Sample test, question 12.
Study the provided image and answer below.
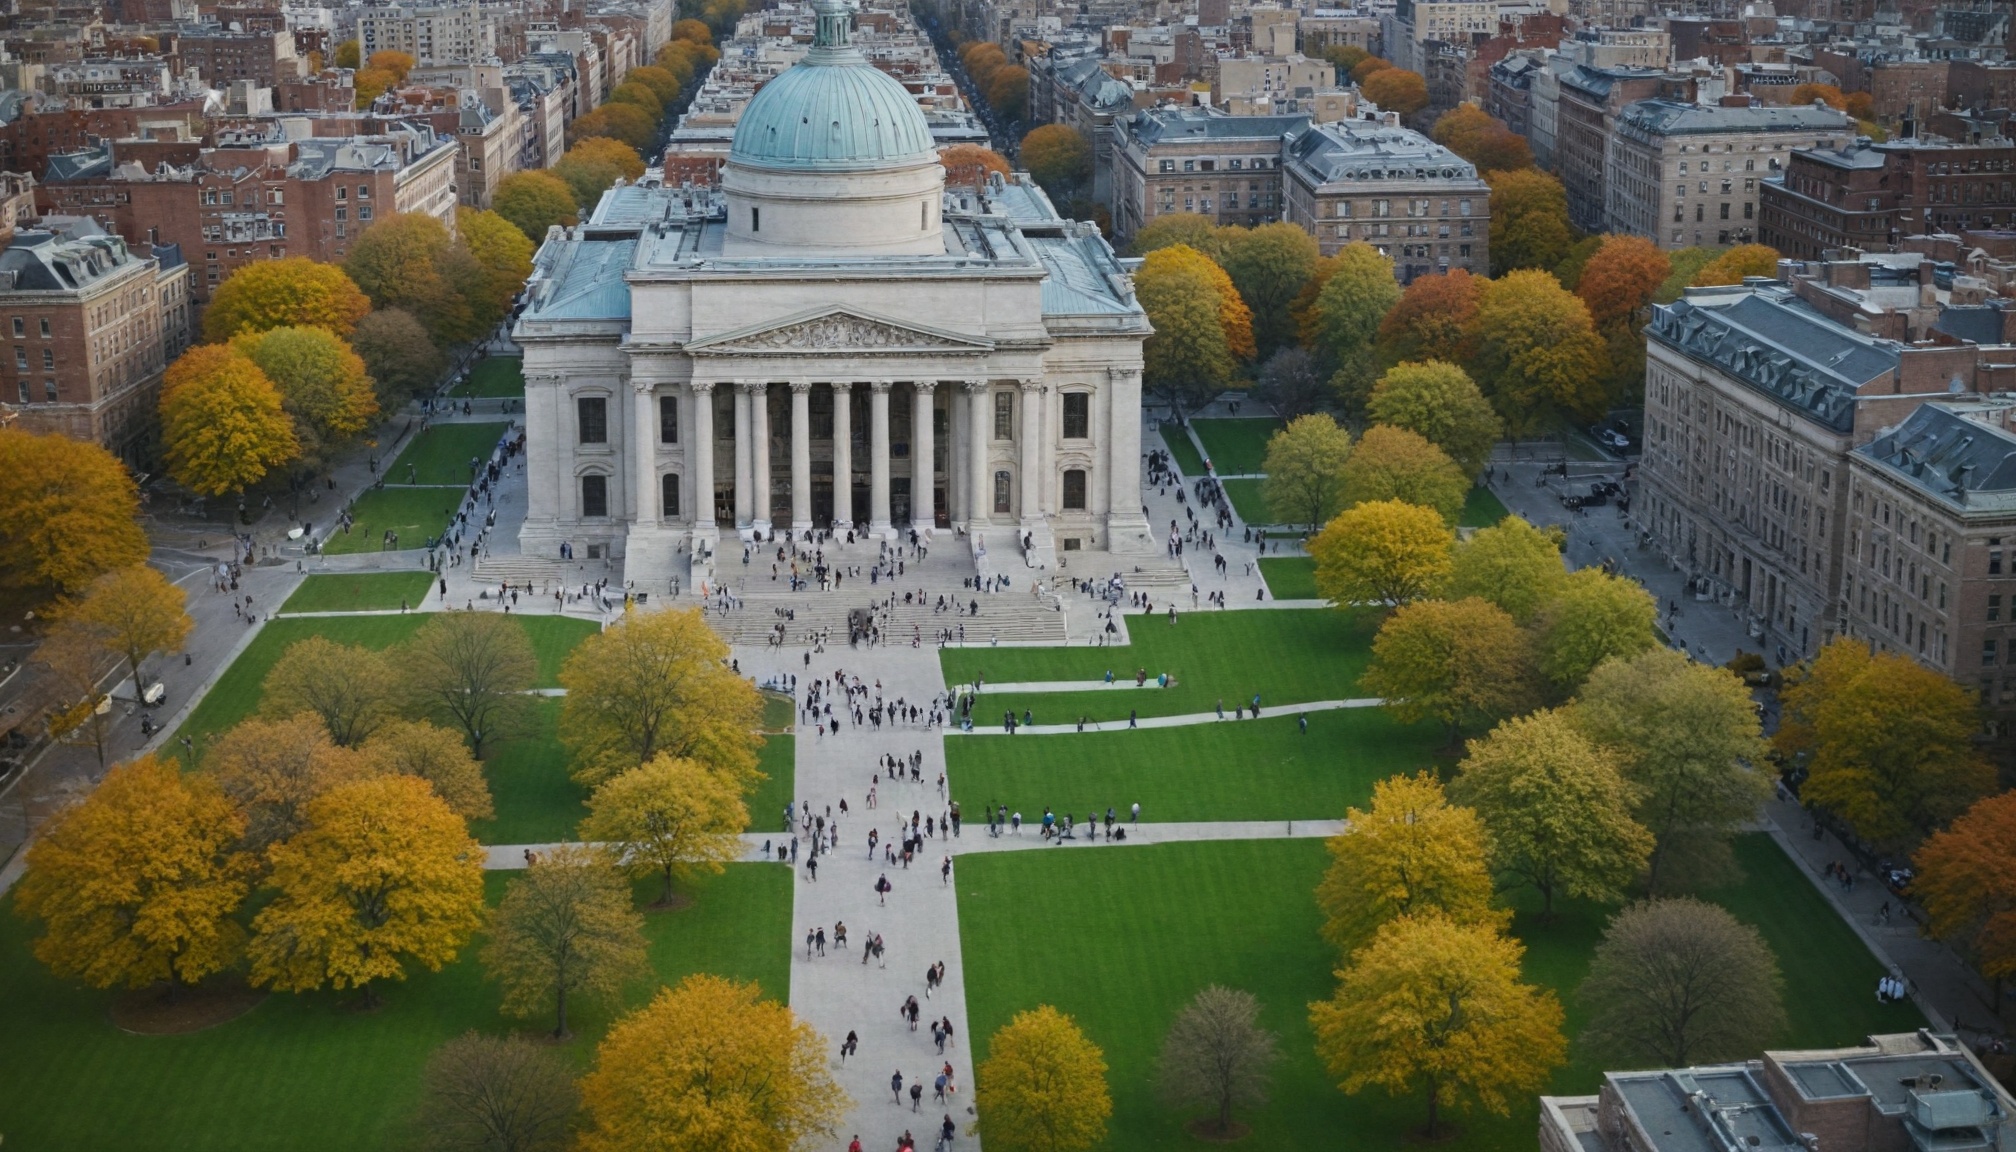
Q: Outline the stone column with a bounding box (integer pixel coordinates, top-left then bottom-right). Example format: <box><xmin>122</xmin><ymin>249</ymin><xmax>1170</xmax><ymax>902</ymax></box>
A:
<box><xmin>633</xmin><ymin>380</ymin><xmax>658</xmax><ymax>528</ymax></box>
<box><xmin>748</xmin><ymin>381</ymin><xmax>772</xmax><ymax>534</ymax></box>
<box><xmin>965</xmin><ymin>379</ymin><xmax>990</xmax><ymax>530</ymax></box>
<box><xmin>831</xmin><ymin>382</ymin><xmax>853</xmax><ymax>528</ymax></box>
<box><xmin>1018</xmin><ymin>379</ymin><xmax>1043</xmax><ymax>525</ymax></box>
<box><xmin>789</xmin><ymin>380</ymin><xmax>812</xmax><ymax>533</ymax></box>
<box><xmin>732</xmin><ymin>381</ymin><xmax>752</xmax><ymax>529</ymax></box>
<box><xmin>869</xmin><ymin>379</ymin><xmax>892</xmax><ymax>536</ymax></box>
<box><xmin>689</xmin><ymin>381</ymin><xmax>716</xmax><ymax>541</ymax></box>
<box><xmin>912</xmin><ymin>380</ymin><xmax>936</xmax><ymax>533</ymax></box>
<box><xmin>1105</xmin><ymin>367</ymin><xmax>1152</xmax><ymax>551</ymax></box>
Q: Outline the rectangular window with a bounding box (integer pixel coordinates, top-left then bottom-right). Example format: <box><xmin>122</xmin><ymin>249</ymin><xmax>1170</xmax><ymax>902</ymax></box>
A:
<box><xmin>9</xmin><ymin>318</ymin><xmax>20</xmax><ymax>337</ymax></box>
<box><xmin>659</xmin><ymin>395</ymin><xmax>678</xmax><ymax>443</ymax></box>
<box><xmin>38</xmin><ymin>318</ymin><xmax>48</xmax><ymax>338</ymax></box>
<box><xmin>994</xmin><ymin>390</ymin><xmax>1013</xmax><ymax>440</ymax></box>
<box><xmin>1991</xmin><ymin>595</ymin><xmax>2002</xmax><ymax>622</ymax></box>
<box><xmin>14</xmin><ymin>380</ymin><xmax>24</xmax><ymax>403</ymax></box>
<box><xmin>993</xmin><ymin>469</ymin><xmax>1012</xmax><ymax>514</ymax></box>
<box><xmin>577</xmin><ymin>396</ymin><xmax>607</xmax><ymax>444</ymax></box>
<box><xmin>12</xmin><ymin>347</ymin><xmax>23</xmax><ymax>370</ymax></box>
<box><xmin>1062</xmin><ymin>392</ymin><xmax>1089</xmax><ymax>439</ymax></box>
<box><xmin>662</xmin><ymin>472</ymin><xmax>680</xmax><ymax>517</ymax></box>
<box><xmin>1985</xmin><ymin>637</ymin><xmax>1999</xmax><ymax>667</ymax></box>
<box><xmin>581</xmin><ymin>473</ymin><xmax>608</xmax><ymax>518</ymax></box>
<box><xmin>40</xmin><ymin>348</ymin><xmax>51</xmax><ymax>370</ymax></box>
<box><xmin>1063</xmin><ymin>468</ymin><xmax>1087</xmax><ymax>510</ymax></box>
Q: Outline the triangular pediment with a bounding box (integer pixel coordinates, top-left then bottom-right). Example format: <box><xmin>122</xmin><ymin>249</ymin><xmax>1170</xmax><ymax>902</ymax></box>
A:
<box><xmin>684</xmin><ymin>306</ymin><xmax>995</xmax><ymax>356</ymax></box>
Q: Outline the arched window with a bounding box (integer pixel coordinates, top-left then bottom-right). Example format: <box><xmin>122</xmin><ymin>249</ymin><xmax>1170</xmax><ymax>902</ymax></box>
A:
<box><xmin>1062</xmin><ymin>469</ymin><xmax>1087</xmax><ymax>511</ymax></box>
<box><xmin>993</xmin><ymin>469</ymin><xmax>1012</xmax><ymax>514</ymax></box>
<box><xmin>581</xmin><ymin>473</ymin><xmax>609</xmax><ymax>518</ymax></box>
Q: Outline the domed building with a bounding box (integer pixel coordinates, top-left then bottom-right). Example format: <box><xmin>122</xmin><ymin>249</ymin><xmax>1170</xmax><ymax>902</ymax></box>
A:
<box><xmin>511</xmin><ymin>0</ymin><xmax>1154</xmax><ymax>587</ymax></box>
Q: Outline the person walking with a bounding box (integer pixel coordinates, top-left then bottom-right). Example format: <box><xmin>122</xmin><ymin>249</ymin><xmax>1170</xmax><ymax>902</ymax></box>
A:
<box><xmin>806</xmin><ymin>855</ymin><xmax>819</xmax><ymax>882</ymax></box>
<box><xmin>910</xmin><ymin>1082</ymin><xmax>924</xmax><ymax>1112</ymax></box>
<box><xmin>891</xmin><ymin>1070</ymin><xmax>905</xmax><ymax>1104</ymax></box>
<box><xmin>806</xmin><ymin>928</ymin><xmax>817</xmax><ymax>959</ymax></box>
<box><xmin>1131</xmin><ymin>801</ymin><xmax>1141</xmax><ymax>823</ymax></box>
<box><xmin>816</xmin><ymin>927</ymin><xmax>827</xmax><ymax>956</ymax></box>
<box><xmin>842</xmin><ymin>1031</ymin><xmax>859</xmax><ymax>1063</ymax></box>
<box><xmin>876</xmin><ymin>873</ymin><xmax>892</xmax><ymax>906</ymax></box>
<box><xmin>940</xmin><ymin>855</ymin><xmax>952</xmax><ymax>886</ymax></box>
<box><xmin>940</xmin><ymin>1016</ymin><xmax>955</xmax><ymax>1049</ymax></box>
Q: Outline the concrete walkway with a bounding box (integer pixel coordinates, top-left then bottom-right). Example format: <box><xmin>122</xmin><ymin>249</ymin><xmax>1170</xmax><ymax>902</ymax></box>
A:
<box><xmin>945</xmin><ymin>698</ymin><xmax>1381</xmax><ymax>736</ymax></box>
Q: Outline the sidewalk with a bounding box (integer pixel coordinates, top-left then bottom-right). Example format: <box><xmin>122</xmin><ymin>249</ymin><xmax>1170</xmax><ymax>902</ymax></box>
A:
<box><xmin>946</xmin><ymin>698</ymin><xmax>1380</xmax><ymax>736</ymax></box>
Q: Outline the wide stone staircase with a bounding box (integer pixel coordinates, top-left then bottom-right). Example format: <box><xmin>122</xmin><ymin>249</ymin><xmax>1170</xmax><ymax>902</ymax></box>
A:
<box><xmin>707</xmin><ymin>588</ymin><xmax>1069</xmax><ymax>647</ymax></box>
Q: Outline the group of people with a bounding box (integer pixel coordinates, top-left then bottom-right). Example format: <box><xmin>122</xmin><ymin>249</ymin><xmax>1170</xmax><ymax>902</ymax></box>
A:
<box><xmin>985</xmin><ymin>802</ymin><xmax>1138</xmax><ymax>841</ymax></box>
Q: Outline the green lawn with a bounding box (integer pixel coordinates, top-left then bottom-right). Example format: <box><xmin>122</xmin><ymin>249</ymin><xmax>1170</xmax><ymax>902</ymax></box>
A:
<box><xmin>1224</xmin><ymin>477</ymin><xmax>1274</xmax><ymax>525</ymax></box>
<box><xmin>0</xmin><ymin>863</ymin><xmax>791</xmax><ymax>1152</ymax></box>
<box><xmin>468</xmin><ymin>699</ymin><xmax>580</xmax><ymax>845</ymax></box>
<box><xmin>388</xmin><ymin>421</ymin><xmax>510</xmax><ymax>486</ymax></box>
<box><xmin>319</xmin><ymin>487</ymin><xmax>461</xmax><ymax>555</ymax></box>
<box><xmin>1159</xmin><ymin>423</ymin><xmax>1206</xmax><ymax>476</ymax></box>
<box><xmin>943</xmin><ymin>608</ymin><xmax>1375</xmax><ymax>721</ymax></box>
<box><xmin>748</xmin><ymin>735</ymin><xmax>795</xmax><ymax>836</ymax></box>
<box><xmin>1191</xmin><ymin>417</ymin><xmax>1282</xmax><ymax>476</ymax></box>
<box><xmin>1259</xmin><ymin>556</ymin><xmax>1320</xmax><ymax>600</ymax></box>
<box><xmin>171</xmin><ymin>613</ymin><xmax>600</xmax><ymax>753</ymax></box>
<box><xmin>949</xmin><ymin>709</ymin><xmax>1438</xmax><ymax>823</ymax></box>
<box><xmin>280</xmin><ymin>572</ymin><xmax>435</xmax><ymax>614</ymax></box>
<box><xmin>450</xmin><ymin>357</ymin><xmax>525</xmax><ymax>398</ymax></box>
<box><xmin>1461</xmin><ymin>485</ymin><xmax>1511</xmax><ymax>528</ymax></box>
<box><xmin>958</xmin><ymin>835</ymin><xmax>1920</xmax><ymax>1152</ymax></box>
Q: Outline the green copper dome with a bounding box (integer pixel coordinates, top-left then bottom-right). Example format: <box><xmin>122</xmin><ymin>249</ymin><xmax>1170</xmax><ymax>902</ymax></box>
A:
<box><xmin>727</xmin><ymin>0</ymin><xmax>937</xmax><ymax>171</ymax></box>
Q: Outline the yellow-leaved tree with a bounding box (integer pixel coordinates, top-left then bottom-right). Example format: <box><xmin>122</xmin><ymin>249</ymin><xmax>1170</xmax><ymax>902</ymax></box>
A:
<box><xmin>1358</xmin><ymin>596</ymin><xmax>1536</xmax><ymax>744</ymax></box>
<box><xmin>1451</xmin><ymin>709</ymin><xmax>1653</xmax><ymax>918</ymax></box>
<box><xmin>248</xmin><ymin>774</ymin><xmax>485</xmax><ymax>1007</ymax></box>
<box><xmin>232</xmin><ymin>325</ymin><xmax>379</xmax><ymax>464</ymax></box>
<box><xmin>579</xmin><ymin>754</ymin><xmax>748</xmax><ymax>905</ymax></box>
<box><xmin>0</xmin><ymin>427</ymin><xmax>146</xmax><ymax>596</ymax></box>
<box><xmin>1308</xmin><ymin>498</ymin><xmax>1454</xmax><ymax>608</ymax></box>
<box><xmin>1310</xmin><ymin>914</ymin><xmax>1566</xmax><ymax>1137</ymax></box>
<box><xmin>1777</xmin><ymin>638</ymin><xmax>1993</xmax><ymax>850</ymax></box>
<box><xmin>14</xmin><ymin>755</ymin><xmax>251</xmax><ymax>990</ymax></box>
<box><xmin>360</xmin><ymin>719</ymin><xmax>494</xmax><ymax>821</ymax></box>
<box><xmin>1339</xmin><ymin>424</ymin><xmax>1468</xmax><ymax>524</ymax></box>
<box><xmin>201</xmin><ymin>257</ymin><xmax>372</xmax><ymax>342</ymax></box>
<box><xmin>159</xmin><ymin>344</ymin><xmax>300</xmax><ymax>497</ymax></box>
<box><xmin>57</xmin><ymin>564</ymin><xmax>191</xmax><ymax>696</ymax></box>
<box><xmin>559</xmin><ymin>606</ymin><xmax>764</xmax><ymax>787</ymax></box>
<box><xmin>976</xmin><ymin>1004</ymin><xmax>1113</xmax><ymax>1152</ymax></box>
<box><xmin>1446</xmin><ymin>515</ymin><xmax>1564</xmax><ymax>624</ymax></box>
<box><xmin>1316</xmin><ymin>772</ymin><xmax>1505</xmax><ymax>955</ymax></box>
<box><xmin>577</xmin><ymin>973</ymin><xmax>847</xmax><ymax>1152</ymax></box>
<box><xmin>493</xmin><ymin>170</ymin><xmax>579</xmax><ymax>243</ymax></box>
<box><xmin>1532</xmin><ymin>566</ymin><xmax>1659</xmax><ymax>693</ymax></box>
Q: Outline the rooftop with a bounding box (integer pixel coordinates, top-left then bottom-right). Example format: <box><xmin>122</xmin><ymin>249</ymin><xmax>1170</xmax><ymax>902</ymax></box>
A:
<box><xmin>1648</xmin><ymin>282</ymin><xmax>1904</xmax><ymax>432</ymax></box>
<box><xmin>1858</xmin><ymin>402</ymin><xmax>2016</xmax><ymax>514</ymax></box>
<box><xmin>1123</xmin><ymin>105</ymin><xmax>1308</xmax><ymax>147</ymax></box>
<box><xmin>0</xmin><ymin>217</ymin><xmax>145</xmax><ymax>293</ymax></box>
<box><xmin>1285</xmin><ymin>116</ymin><xmax>1483</xmax><ymax>185</ymax></box>
<box><xmin>1617</xmin><ymin>98</ymin><xmax>1853</xmax><ymax>136</ymax></box>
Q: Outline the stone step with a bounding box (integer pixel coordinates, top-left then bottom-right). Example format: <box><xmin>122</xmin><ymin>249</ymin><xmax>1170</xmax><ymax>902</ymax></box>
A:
<box><xmin>473</xmin><ymin>555</ymin><xmax>616</xmax><ymax>587</ymax></box>
<box><xmin>708</xmin><ymin>593</ymin><xmax>1066</xmax><ymax>646</ymax></box>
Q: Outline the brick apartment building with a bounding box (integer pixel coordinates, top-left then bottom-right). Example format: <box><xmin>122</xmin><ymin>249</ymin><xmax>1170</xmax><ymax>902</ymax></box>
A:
<box><xmin>1759</xmin><ymin>135</ymin><xmax>2016</xmax><ymax>259</ymax></box>
<box><xmin>0</xmin><ymin>217</ymin><xmax>192</xmax><ymax>467</ymax></box>
<box><xmin>1605</xmin><ymin>99</ymin><xmax>1852</xmax><ymax>250</ymax></box>
<box><xmin>38</xmin><ymin>124</ymin><xmax>458</xmax><ymax>302</ymax></box>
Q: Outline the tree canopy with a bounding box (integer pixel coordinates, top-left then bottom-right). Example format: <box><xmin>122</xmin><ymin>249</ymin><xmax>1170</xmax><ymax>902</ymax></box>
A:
<box><xmin>558</xmin><ymin>607</ymin><xmax>763</xmax><ymax>787</ymax></box>
<box><xmin>260</xmin><ymin>635</ymin><xmax>398</xmax><ymax>746</ymax></box>
<box><xmin>1577</xmin><ymin>235</ymin><xmax>1672</xmax><ymax>329</ymax></box>
<box><xmin>977</xmin><ymin>1004</ymin><xmax>1112</xmax><ymax>1152</ymax></box>
<box><xmin>1572</xmin><ymin>648</ymin><xmax>1771</xmax><ymax>890</ymax></box>
<box><xmin>1487</xmin><ymin>169</ymin><xmax>1574</xmax><ymax>276</ymax></box>
<box><xmin>1377</xmin><ymin>269</ymin><xmax>1482</xmax><ymax>366</ymax></box>
<box><xmin>1220</xmin><ymin>222</ymin><xmax>1320</xmax><ymax>358</ymax></box>
<box><xmin>1020</xmin><ymin>124</ymin><xmax>1092</xmax><ymax>200</ymax></box>
<box><xmin>0</xmin><ymin>427</ymin><xmax>146</xmax><ymax>596</ymax></box>
<box><xmin>1776</xmin><ymin>639</ymin><xmax>1993</xmax><ymax>849</ymax></box>
<box><xmin>206</xmin><ymin>713</ymin><xmax>373</xmax><ymax>853</ymax></box>
<box><xmin>57</xmin><ymin>563</ymin><xmax>191</xmax><ymax>696</ymax></box>
<box><xmin>1577</xmin><ymin>897</ymin><xmax>1786</xmax><ymax>1067</ymax></box>
<box><xmin>1309</xmin><ymin>914</ymin><xmax>1565</xmax><ymax>1138</ymax></box>
<box><xmin>202</xmin><ymin>258</ymin><xmax>372</xmax><ymax>342</ymax></box>
<box><xmin>579</xmin><ymin>755</ymin><xmax>748</xmax><ymax>904</ymax></box>
<box><xmin>1447</xmin><ymin>515</ymin><xmax>1564</xmax><ymax>623</ymax></box>
<box><xmin>14</xmin><ymin>755</ymin><xmax>250</xmax><ymax>989</ymax></box>
<box><xmin>483</xmin><ymin>845</ymin><xmax>648</xmax><ymax>1038</ymax></box>
<box><xmin>1316</xmin><ymin>772</ymin><xmax>1505</xmax><ymax>955</ymax></box>
<box><xmin>1365</xmin><ymin>360</ymin><xmax>1499</xmax><ymax>478</ymax></box>
<box><xmin>577</xmin><ymin>974</ymin><xmax>846</xmax><ymax>1152</ymax></box>
<box><xmin>555</xmin><ymin>138</ymin><xmax>647</xmax><ymax>210</ymax></box>
<box><xmin>1532</xmin><ymin>567</ymin><xmax>1659</xmax><ymax>692</ymax></box>
<box><xmin>1431</xmin><ymin>104</ymin><xmax>1532</xmax><ymax>173</ymax></box>
<box><xmin>415</xmin><ymin>1032</ymin><xmax>578</xmax><ymax>1152</ymax></box>
<box><xmin>350</xmin><ymin>307</ymin><xmax>446</xmax><ymax>403</ymax></box>
<box><xmin>1471</xmin><ymin>269</ymin><xmax>1609</xmax><ymax>435</ymax></box>
<box><xmin>1359</xmin><ymin>597</ymin><xmax>1536</xmax><ymax>742</ymax></box>
<box><xmin>400</xmin><ymin>612</ymin><xmax>537</xmax><ymax>758</ymax></box>
<box><xmin>939</xmin><ymin>143</ymin><xmax>1011</xmax><ymax>187</ymax></box>
<box><xmin>1361</xmin><ymin>67</ymin><xmax>1427</xmax><ymax>116</ymax></box>
<box><xmin>159</xmin><ymin>344</ymin><xmax>300</xmax><ymax>497</ymax></box>
<box><xmin>1311</xmin><ymin>242</ymin><xmax>1401</xmax><ymax>370</ymax></box>
<box><xmin>1261</xmin><ymin>413</ymin><xmax>1353</xmax><ymax>530</ymax></box>
<box><xmin>1136</xmin><ymin>244</ymin><xmax>1239</xmax><ymax>418</ymax></box>
<box><xmin>233</xmin><ymin>325</ymin><xmax>378</xmax><ymax>463</ymax></box>
<box><xmin>1309</xmin><ymin>498</ymin><xmax>1454</xmax><ymax>608</ymax></box>
<box><xmin>248</xmin><ymin>774</ymin><xmax>485</xmax><ymax>1004</ymax></box>
<box><xmin>1691</xmin><ymin>244</ymin><xmax>1781</xmax><ymax>287</ymax></box>
<box><xmin>1453</xmin><ymin>709</ymin><xmax>1653</xmax><ymax>916</ymax></box>
<box><xmin>1913</xmin><ymin>790</ymin><xmax>2016</xmax><ymax>984</ymax></box>
<box><xmin>494</xmin><ymin>170</ymin><xmax>579</xmax><ymax>243</ymax></box>
<box><xmin>1340</xmin><ymin>424</ymin><xmax>1468</xmax><ymax>524</ymax></box>
<box><xmin>1156</xmin><ymin>985</ymin><xmax>1278</xmax><ymax>1138</ymax></box>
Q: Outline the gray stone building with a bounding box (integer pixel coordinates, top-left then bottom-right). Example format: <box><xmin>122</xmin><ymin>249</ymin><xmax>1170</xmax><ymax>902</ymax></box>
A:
<box><xmin>1606</xmin><ymin>99</ymin><xmax>1853</xmax><ymax>250</ymax></box>
<box><xmin>1109</xmin><ymin>106</ymin><xmax>1306</xmax><ymax>244</ymax></box>
<box><xmin>1280</xmin><ymin>112</ymin><xmax>1490</xmax><ymax>280</ymax></box>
